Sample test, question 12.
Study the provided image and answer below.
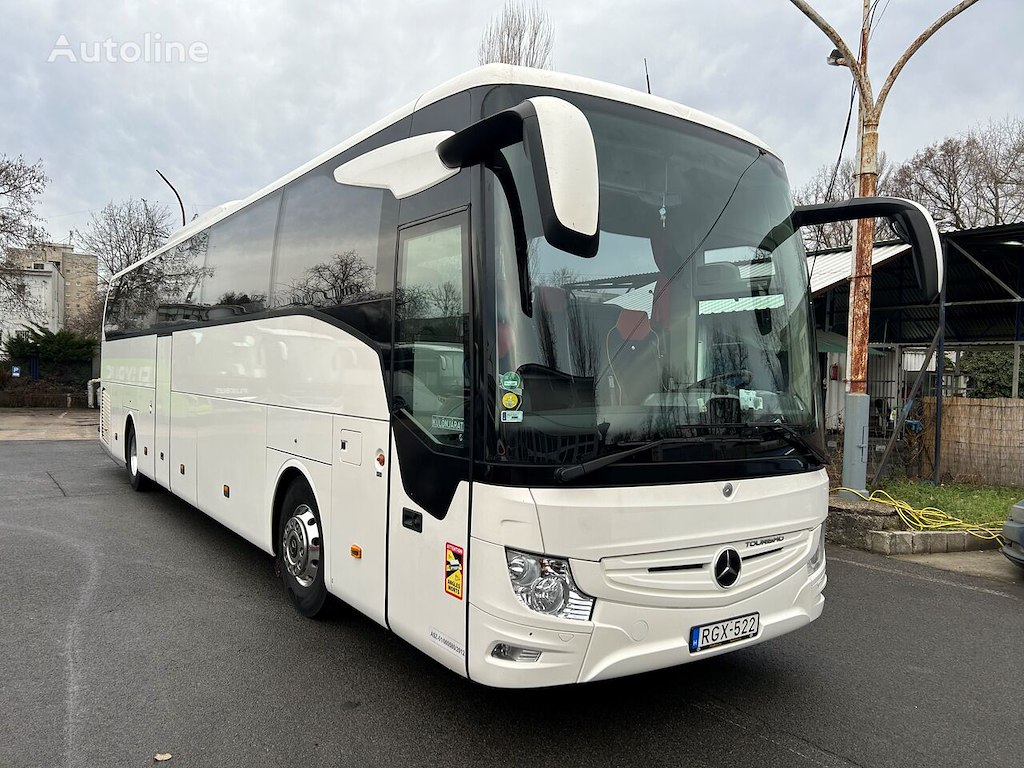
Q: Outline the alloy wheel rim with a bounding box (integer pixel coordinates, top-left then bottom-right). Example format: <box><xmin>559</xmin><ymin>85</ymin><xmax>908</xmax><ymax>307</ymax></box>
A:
<box><xmin>129</xmin><ymin>432</ymin><xmax>138</xmax><ymax>476</ymax></box>
<box><xmin>282</xmin><ymin>504</ymin><xmax>320</xmax><ymax>588</ymax></box>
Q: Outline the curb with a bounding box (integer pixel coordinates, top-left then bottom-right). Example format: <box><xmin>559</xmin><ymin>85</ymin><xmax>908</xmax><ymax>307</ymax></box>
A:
<box><xmin>826</xmin><ymin>499</ymin><xmax>1001</xmax><ymax>554</ymax></box>
<box><xmin>864</xmin><ymin>529</ymin><xmax>1000</xmax><ymax>555</ymax></box>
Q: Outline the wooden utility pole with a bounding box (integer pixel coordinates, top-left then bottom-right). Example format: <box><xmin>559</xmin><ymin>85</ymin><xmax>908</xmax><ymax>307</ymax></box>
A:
<box><xmin>786</xmin><ymin>0</ymin><xmax>981</xmax><ymax>491</ymax></box>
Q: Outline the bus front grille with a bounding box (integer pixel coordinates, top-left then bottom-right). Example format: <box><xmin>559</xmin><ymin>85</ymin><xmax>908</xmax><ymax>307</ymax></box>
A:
<box><xmin>573</xmin><ymin>529</ymin><xmax>815</xmax><ymax>609</ymax></box>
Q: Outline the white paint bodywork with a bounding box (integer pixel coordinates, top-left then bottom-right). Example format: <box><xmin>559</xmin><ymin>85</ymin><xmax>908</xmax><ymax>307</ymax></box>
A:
<box><xmin>101</xmin><ymin>316</ymin><xmax>389</xmax><ymax>560</ymax></box>
<box><xmin>102</xmin><ymin>317</ymin><xmax>827</xmax><ymax>688</ymax></box>
<box><xmin>100</xmin><ymin>66</ymin><xmax>827</xmax><ymax>688</ymax></box>
<box><xmin>467</xmin><ymin>473</ymin><xmax>828</xmax><ymax>687</ymax></box>
<box><xmin>333</xmin><ymin>130</ymin><xmax>458</xmax><ymax>199</ymax></box>
<box><xmin>528</xmin><ymin>96</ymin><xmax>600</xmax><ymax>237</ymax></box>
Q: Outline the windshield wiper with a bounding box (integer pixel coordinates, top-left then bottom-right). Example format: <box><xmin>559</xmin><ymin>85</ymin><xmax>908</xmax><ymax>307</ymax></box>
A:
<box><xmin>554</xmin><ymin>435</ymin><xmax>752</xmax><ymax>483</ymax></box>
<box><xmin>753</xmin><ymin>423</ymin><xmax>829</xmax><ymax>465</ymax></box>
<box><xmin>554</xmin><ymin>423</ymin><xmax>826</xmax><ymax>483</ymax></box>
<box><xmin>555</xmin><ymin>438</ymin><xmax>674</xmax><ymax>483</ymax></box>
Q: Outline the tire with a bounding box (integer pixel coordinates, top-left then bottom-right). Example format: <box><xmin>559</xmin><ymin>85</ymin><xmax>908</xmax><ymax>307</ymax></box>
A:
<box><xmin>126</xmin><ymin>423</ymin><xmax>151</xmax><ymax>492</ymax></box>
<box><xmin>277</xmin><ymin>477</ymin><xmax>328</xmax><ymax>618</ymax></box>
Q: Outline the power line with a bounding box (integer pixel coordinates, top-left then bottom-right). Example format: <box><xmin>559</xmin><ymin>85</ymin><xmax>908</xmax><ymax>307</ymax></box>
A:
<box><xmin>870</xmin><ymin>0</ymin><xmax>892</xmax><ymax>39</ymax></box>
<box><xmin>825</xmin><ymin>81</ymin><xmax>857</xmax><ymax>202</ymax></box>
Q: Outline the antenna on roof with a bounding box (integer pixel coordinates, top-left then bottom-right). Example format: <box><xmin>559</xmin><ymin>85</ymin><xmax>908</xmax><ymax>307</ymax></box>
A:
<box><xmin>643</xmin><ymin>58</ymin><xmax>651</xmax><ymax>94</ymax></box>
<box><xmin>156</xmin><ymin>169</ymin><xmax>186</xmax><ymax>227</ymax></box>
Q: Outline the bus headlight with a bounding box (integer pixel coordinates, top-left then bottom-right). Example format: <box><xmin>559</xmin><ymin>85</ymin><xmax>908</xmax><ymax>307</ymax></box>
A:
<box><xmin>505</xmin><ymin>549</ymin><xmax>594</xmax><ymax>621</ymax></box>
<box><xmin>808</xmin><ymin>524</ymin><xmax>826</xmax><ymax>573</ymax></box>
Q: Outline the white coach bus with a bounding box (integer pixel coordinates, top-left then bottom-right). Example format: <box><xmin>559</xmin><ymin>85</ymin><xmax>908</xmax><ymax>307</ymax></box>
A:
<box><xmin>100</xmin><ymin>65</ymin><xmax>940</xmax><ymax>687</ymax></box>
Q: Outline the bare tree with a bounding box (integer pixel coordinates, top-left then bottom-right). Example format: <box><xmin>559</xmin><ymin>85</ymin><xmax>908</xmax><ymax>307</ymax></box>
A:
<box><xmin>282</xmin><ymin>250</ymin><xmax>376</xmax><ymax>306</ymax></box>
<box><xmin>0</xmin><ymin>155</ymin><xmax>48</xmax><ymax>315</ymax></box>
<box><xmin>70</xmin><ymin>199</ymin><xmax>173</xmax><ymax>334</ymax></box>
<box><xmin>102</xmin><ymin>224</ymin><xmax>210</xmax><ymax>333</ymax></box>
<box><xmin>890</xmin><ymin>137</ymin><xmax>978</xmax><ymax>230</ymax></box>
<box><xmin>426</xmin><ymin>280</ymin><xmax>463</xmax><ymax>318</ymax></box>
<box><xmin>799</xmin><ymin>116</ymin><xmax>1024</xmax><ymax>244</ymax></box>
<box><xmin>74</xmin><ymin>198</ymin><xmax>172</xmax><ymax>287</ymax></box>
<box><xmin>888</xmin><ymin>117</ymin><xmax>1024</xmax><ymax>230</ymax></box>
<box><xmin>478</xmin><ymin>0</ymin><xmax>554</xmax><ymax>69</ymax></box>
<box><xmin>968</xmin><ymin>117</ymin><xmax>1024</xmax><ymax>225</ymax></box>
<box><xmin>794</xmin><ymin>154</ymin><xmax>893</xmax><ymax>250</ymax></box>
<box><xmin>546</xmin><ymin>266</ymin><xmax>581</xmax><ymax>288</ymax></box>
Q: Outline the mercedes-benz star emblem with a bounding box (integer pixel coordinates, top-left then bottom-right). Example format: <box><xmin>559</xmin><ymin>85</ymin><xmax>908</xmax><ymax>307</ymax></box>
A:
<box><xmin>713</xmin><ymin>548</ymin><xmax>742</xmax><ymax>588</ymax></box>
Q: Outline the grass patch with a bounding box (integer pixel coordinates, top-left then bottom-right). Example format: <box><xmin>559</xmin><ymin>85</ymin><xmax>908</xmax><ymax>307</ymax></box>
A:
<box><xmin>875</xmin><ymin>479</ymin><xmax>1022</xmax><ymax>525</ymax></box>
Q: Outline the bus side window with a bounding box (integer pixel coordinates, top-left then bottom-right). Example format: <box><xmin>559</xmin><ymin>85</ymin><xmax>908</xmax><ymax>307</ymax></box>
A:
<box><xmin>104</xmin><ymin>231</ymin><xmax>210</xmax><ymax>337</ymax></box>
<box><xmin>271</xmin><ymin>162</ymin><xmax>398</xmax><ymax>345</ymax></box>
<box><xmin>199</xmin><ymin>191</ymin><xmax>280</xmax><ymax>314</ymax></box>
<box><xmin>393</xmin><ymin>212</ymin><xmax>469</xmax><ymax>452</ymax></box>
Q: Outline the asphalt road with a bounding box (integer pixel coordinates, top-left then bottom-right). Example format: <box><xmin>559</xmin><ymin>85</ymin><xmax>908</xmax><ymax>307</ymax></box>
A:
<box><xmin>1</xmin><ymin>440</ymin><xmax>1021</xmax><ymax>768</ymax></box>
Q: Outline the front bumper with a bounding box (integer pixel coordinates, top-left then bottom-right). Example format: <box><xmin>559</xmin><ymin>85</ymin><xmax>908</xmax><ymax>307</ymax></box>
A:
<box><xmin>467</xmin><ymin>542</ymin><xmax>826</xmax><ymax>688</ymax></box>
<box><xmin>1000</xmin><ymin>517</ymin><xmax>1024</xmax><ymax>568</ymax></box>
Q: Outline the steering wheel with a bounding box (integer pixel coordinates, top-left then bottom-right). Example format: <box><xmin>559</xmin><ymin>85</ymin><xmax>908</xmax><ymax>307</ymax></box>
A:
<box><xmin>688</xmin><ymin>368</ymin><xmax>753</xmax><ymax>391</ymax></box>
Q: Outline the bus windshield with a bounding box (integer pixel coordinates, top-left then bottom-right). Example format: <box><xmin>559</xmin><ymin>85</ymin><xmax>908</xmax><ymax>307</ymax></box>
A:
<box><xmin>486</xmin><ymin>98</ymin><xmax>817</xmax><ymax>468</ymax></box>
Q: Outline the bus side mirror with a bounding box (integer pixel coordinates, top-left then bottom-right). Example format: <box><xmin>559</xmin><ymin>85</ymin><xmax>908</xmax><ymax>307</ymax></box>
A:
<box><xmin>335</xmin><ymin>97</ymin><xmax>600</xmax><ymax>258</ymax></box>
<box><xmin>438</xmin><ymin>97</ymin><xmax>600</xmax><ymax>257</ymax></box>
<box><xmin>334</xmin><ymin>131</ymin><xmax>460</xmax><ymax>198</ymax></box>
<box><xmin>791</xmin><ymin>197</ymin><xmax>942</xmax><ymax>299</ymax></box>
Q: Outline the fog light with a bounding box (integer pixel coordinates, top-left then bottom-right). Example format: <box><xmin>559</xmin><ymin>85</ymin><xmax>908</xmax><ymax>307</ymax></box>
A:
<box><xmin>505</xmin><ymin>548</ymin><xmax>594</xmax><ymax>621</ymax></box>
<box><xmin>491</xmin><ymin>643</ymin><xmax>542</xmax><ymax>662</ymax></box>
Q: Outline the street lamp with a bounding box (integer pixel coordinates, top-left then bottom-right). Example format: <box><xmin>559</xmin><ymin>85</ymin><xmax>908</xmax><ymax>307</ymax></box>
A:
<box><xmin>787</xmin><ymin>0</ymin><xmax>981</xmax><ymax>495</ymax></box>
<box><xmin>826</xmin><ymin>48</ymin><xmax>847</xmax><ymax>67</ymax></box>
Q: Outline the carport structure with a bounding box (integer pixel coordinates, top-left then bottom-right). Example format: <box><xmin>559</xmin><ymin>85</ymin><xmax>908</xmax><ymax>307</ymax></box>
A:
<box><xmin>808</xmin><ymin>221</ymin><xmax>1024</xmax><ymax>483</ymax></box>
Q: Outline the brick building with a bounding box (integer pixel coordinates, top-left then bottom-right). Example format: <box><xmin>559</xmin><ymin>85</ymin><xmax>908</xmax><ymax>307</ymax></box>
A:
<box><xmin>4</xmin><ymin>242</ymin><xmax>99</xmax><ymax>335</ymax></box>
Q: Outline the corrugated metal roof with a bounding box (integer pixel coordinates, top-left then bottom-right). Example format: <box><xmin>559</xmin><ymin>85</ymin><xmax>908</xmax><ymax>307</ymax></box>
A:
<box><xmin>605</xmin><ymin>282</ymin><xmax>657</xmax><ymax>313</ymax></box>
<box><xmin>606</xmin><ymin>280</ymin><xmax>787</xmax><ymax>316</ymax></box>
<box><xmin>816</xmin><ymin>329</ymin><xmax>885</xmax><ymax>355</ymax></box>
<box><xmin>807</xmin><ymin>243</ymin><xmax>910</xmax><ymax>295</ymax></box>
<box><xmin>698</xmin><ymin>295</ymin><xmax>784</xmax><ymax>314</ymax></box>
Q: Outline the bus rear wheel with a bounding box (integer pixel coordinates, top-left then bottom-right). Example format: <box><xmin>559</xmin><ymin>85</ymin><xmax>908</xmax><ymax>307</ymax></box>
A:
<box><xmin>126</xmin><ymin>423</ymin><xmax>151</xmax><ymax>492</ymax></box>
<box><xmin>277</xmin><ymin>478</ymin><xmax>328</xmax><ymax>618</ymax></box>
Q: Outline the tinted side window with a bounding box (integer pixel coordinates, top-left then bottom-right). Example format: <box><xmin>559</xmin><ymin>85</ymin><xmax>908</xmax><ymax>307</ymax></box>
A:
<box><xmin>272</xmin><ymin>167</ymin><xmax>397</xmax><ymax>342</ymax></box>
<box><xmin>199</xmin><ymin>192</ymin><xmax>280</xmax><ymax>316</ymax></box>
<box><xmin>104</xmin><ymin>231</ymin><xmax>210</xmax><ymax>337</ymax></box>
<box><xmin>393</xmin><ymin>212</ymin><xmax>470</xmax><ymax>454</ymax></box>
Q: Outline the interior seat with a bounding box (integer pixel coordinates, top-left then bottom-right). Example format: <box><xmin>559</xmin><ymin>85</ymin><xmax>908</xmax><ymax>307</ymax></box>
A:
<box><xmin>605</xmin><ymin>309</ymin><xmax>663</xmax><ymax>405</ymax></box>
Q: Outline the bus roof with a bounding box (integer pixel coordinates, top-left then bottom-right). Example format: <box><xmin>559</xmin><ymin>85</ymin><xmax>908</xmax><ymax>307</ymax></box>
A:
<box><xmin>125</xmin><ymin>64</ymin><xmax>774</xmax><ymax>278</ymax></box>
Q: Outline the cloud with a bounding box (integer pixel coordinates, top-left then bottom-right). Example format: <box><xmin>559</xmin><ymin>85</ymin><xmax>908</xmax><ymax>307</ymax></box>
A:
<box><xmin>1</xmin><ymin>0</ymin><xmax>1019</xmax><ymax>241</ymax></box>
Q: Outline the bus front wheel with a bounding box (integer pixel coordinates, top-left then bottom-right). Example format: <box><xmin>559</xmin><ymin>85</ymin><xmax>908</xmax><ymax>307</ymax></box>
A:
<box><xmin>277</xmin><ymin>478</ymin><xmax>328</xmax><ymax>618</ymax></box>
<box><xmin>125</xmin><ymin>422</ymin><xmax>151</xmax><ymax>492</ymax></box>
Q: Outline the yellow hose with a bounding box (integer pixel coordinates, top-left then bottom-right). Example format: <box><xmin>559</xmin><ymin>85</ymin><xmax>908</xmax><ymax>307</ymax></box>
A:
<box><xmin>833</xmin><ymin>487</ymin><xmax>1006</xmax><ymax>544</ymax></box>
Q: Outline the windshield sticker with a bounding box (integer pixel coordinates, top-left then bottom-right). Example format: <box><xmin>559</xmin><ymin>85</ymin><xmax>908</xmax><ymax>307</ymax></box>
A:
<box><xmin>500</xmin><ymin>410</ymin><xmax>523</xmax><ymax>423</ymax></box>
<box><xmin>499</xmin><ymin>372</ymin><xmax>522</xmax><ymax>391</ymax></box>
<box><xmin>740</xmin><ymin>390</ymin><xmax>764</xmax><ymax>410</ymax></box>
<box><xmin>431</xmin><ymin>415</ymin><xmax>464</xmax><ymax>432</ymax></box>
<box><xmin>444</xmin><ymin>542</ymin><xmax>464</xmax><ymax>599</ymax></box>
<box><xmin>501</xmin><ymin>392</ymin><xmax>520</xmax><ymax>410</ymax></box>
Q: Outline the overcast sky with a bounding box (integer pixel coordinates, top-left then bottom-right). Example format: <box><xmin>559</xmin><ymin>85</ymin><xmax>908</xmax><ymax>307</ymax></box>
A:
<box><xmin>1</xmin><ymin>0</ymin><xmax>1020</xmax><ymax>245</ymax></box>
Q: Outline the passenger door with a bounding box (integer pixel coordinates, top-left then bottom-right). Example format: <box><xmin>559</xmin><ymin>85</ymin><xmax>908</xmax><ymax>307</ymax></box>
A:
<box><xmin>386</xmin><ymin>211</ymin><xmax>473</xmax><ymax>674</ymax></box>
